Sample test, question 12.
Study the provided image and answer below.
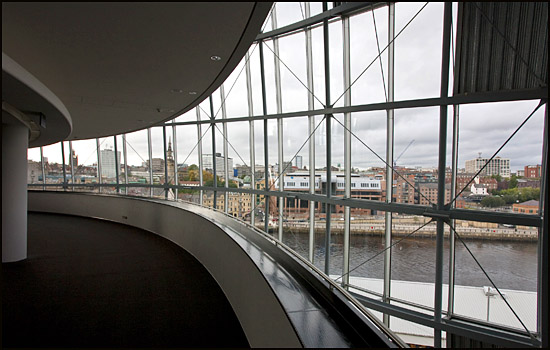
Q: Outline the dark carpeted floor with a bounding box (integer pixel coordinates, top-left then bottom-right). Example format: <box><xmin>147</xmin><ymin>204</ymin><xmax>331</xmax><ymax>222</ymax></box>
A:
<box><xmin>2</xmin><ymin>212</ymin><xmax>249</xmax><ymax>348</ymax></box>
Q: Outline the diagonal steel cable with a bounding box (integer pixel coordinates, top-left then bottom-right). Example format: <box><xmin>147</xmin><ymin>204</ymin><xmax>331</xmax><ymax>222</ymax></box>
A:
<box><xmin>448</xmin><ymin>101</ymin><xmax>545</xmax><ymax>207</ymax></box>
<box><xmin>213</xmin><ymin>124</ymin><xmax>250</xmax><ymax>168</ymax></box>
<box><xmin>198</xmin><ymin>105</ymin><xmax>211</xmax><ymax>120</ymax></box>
<box><xmin>331</xmin><ymin>116</ymin><xmax>436</xmax><ymax>206</ymax></box>
<box><xmin>449</xmin><ymin>224</ymin><xmax>538</xmax><ymax>342</ymax></box>
<box><xmin>179</xmin><ymin>124</ymin><xmax>212</xmax><ymax>167</ymax></box>
<box><xmin>73</xmin><ymin>138</ymin><xmax>109</xmax><ymax>176</ymax></box>
<box><xmin>471</xmin><ymin>2</ymin><xmax>546</xmax><ymax>86</ymax></box>
<box><xmin>335</xmin><ymin>219</ymin><xmax>435</xmax><ymax>282</ymax></box>
<box><xmin>261</xmin><ymin>4</ymin><xmax>276</xmax><ymax>34</ymax></box>
<box><xmin>263</xmin><ymin>41</ymin><xmax>327</xmax><ymax>109</ymax></box>
<box><xmin>124</xmin><ymin>137</ymin><xmax>149</xmax><ymax>166</ymax></box>
<box><xmin>332</xmin><ymin>2</ymin><xmax>429</xmax><ymax>107</ymax></box>
<box><xmin>213</xmin><ymin>43</ymin><xmax>259</xmax><ymax>120</ymax></box>
<box><xmin>371</xmin><ymin>9</ymin><xmax>388</xmax><ymax>103</ymax></box>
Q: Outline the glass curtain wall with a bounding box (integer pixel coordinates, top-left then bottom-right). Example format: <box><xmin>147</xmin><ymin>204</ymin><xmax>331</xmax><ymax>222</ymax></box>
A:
<box><xmin>27</xmin><ymin>2</ymin><xmax>547</xmax><ymax>348</ymax></box>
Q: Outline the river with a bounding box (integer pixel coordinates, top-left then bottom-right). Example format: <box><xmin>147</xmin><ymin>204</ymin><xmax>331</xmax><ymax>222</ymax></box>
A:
<box><xmin>274</xmin><ymin>231</ymin><xmax>538</xmax><ymax>292</ymax></box>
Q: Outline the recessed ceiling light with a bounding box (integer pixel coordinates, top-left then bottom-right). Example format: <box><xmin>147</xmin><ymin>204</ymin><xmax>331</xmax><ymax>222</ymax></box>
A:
<box><xmin>170</xmin><ymin>89</ymin><xmax>184</xmax><ymax>93</ymax></box>
<box><xmin>189</xmin><ymin>91</ymin><xmax>197</xmax><ymax>95</ymax></box>
<box><xmin>210</xmin><ymin>55</ymin><xmax>222</xmax><ymax>61</ymax></box>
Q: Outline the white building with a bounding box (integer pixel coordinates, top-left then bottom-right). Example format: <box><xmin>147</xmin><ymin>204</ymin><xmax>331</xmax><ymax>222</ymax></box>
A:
<box><xmin>294</xmin><ymin>155</ymin><xmax>303</xmax><ymax>170</ymax></box>
<box><xmin>471</xmin><ymin>183</ymin><xmax>490</xmax><ymax>195</ymax></box>
<box><xmin>279</xmin><ymin>172</ymin><xmax>381</xmax><ymax>192</ymax></box>
<box><xmin>202</xmin><ymin>153</ymin><xmax>233</xmax><ymax>178</ymax></box>
<box><xmin>100</xmin><ymin>149</ymin><xmax>121</xmax><ymax>179</ymax></box>
<box><xmin>465</xmin><ymin>156</ymin><xmax>511</xmax><ymax>178</ymax></box>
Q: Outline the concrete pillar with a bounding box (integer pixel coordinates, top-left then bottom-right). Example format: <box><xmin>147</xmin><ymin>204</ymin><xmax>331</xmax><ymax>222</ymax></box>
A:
<box><xmin>2</xmin><ymin>117</ymin><xmax>29</xmax><ymax>262</ymax></box>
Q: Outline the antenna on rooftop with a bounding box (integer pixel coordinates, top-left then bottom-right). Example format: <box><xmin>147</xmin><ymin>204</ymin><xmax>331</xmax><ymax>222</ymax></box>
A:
<box><xmin>478</xmin><ymin>152</ymin><xmax>482</xmax><ymax>158</ymax></box>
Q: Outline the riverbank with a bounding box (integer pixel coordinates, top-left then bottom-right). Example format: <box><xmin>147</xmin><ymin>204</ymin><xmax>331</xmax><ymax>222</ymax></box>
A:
<box><xmin>261</xmin><ymin>224</ymin><xmax>538</xmax><ymax>242</ymax></box>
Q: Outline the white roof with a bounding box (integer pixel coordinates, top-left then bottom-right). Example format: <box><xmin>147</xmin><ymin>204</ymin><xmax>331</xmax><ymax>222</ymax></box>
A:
<box><xmin>335</xmin><ymin>276</ymin><xmax>536</xmax><ymax>347</ymax></box>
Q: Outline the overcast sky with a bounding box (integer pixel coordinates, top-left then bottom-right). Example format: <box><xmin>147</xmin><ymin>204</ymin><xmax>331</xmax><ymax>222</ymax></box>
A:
<box><xmin>31</xmin><ymin>2</ymin><xmax>546</xmax><ymax>173</ymax></box>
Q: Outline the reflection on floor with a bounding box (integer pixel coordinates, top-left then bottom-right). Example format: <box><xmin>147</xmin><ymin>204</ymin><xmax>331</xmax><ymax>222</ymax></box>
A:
<box><xmin>2</xmin><ymin>212</ymin><xmax>249</xmax><ymax>348</ymax></box>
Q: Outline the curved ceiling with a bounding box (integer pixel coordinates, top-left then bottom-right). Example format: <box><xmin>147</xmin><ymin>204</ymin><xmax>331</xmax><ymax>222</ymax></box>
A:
<box><xmin>2</xmin><ymin>2</ymin><xmax>272</xmax><ymax>147</ymax></box>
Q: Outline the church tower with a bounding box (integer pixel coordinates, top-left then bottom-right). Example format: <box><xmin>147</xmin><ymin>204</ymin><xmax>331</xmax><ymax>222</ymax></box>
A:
<box><xmin>166</xmin><ymin>137</ymin><xmax>175</xmax><ymax>184</ymax></box>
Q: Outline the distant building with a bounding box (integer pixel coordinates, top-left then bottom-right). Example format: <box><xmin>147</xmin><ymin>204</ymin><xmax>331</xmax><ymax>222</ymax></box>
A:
<box><xmin>71</xmin><ymin>150</ymin><xmax>78</xmax><ymax>167</ymax></box>
<box><xmin>203</xmin><ymin>153</ymin><xmax>233</xmax><ymax>178</ymax></box>
<box><xmin>512</xmin><ymin>200</ymin><xmax>539</xmax><ymax>214</ymax></box>
<box><xmin>516</xmin><ymin>179</ymin><xmax>540</xmax><ymax>188</ymax></box>
<box><xmin>294</xmin><ymin>155</ymin><xmax>303</xmax><ymax>170</ymax></box>
<box><xmin>393</xmin><ymin>174</ymin><xmax>416</xmax><ymax>204</ymax></box>
<box><xmin>470</xmin><ymin>183</ymin><xmax>490</xmax><ymax>195</ymax></box>
<box><xmin>275</xmin><ymin>172</ymin><xmax>382</xmax><ymax>216</ymax></box>
<box><xmin>100</xmin><ymin>149</ymin><xmax>121</xmax><ymax>179</ymax></box>
<box><xmin>27</xmin><ymin>160</ymin><xmax>42</xmax><ymax>183</ymax></box>
<box><xmin>524</xmin><ymin>165</ymin><xmax>541</xmax><ymax>178</ymax></box>
<box><xmin>274</xmin><ymin>161</ymin><xmax>293</xmax><ymax>176</ymax></box>
<box><xmin>465</xmin><ymin>156</ymin><xmax>510</xmax><ymax>178</ymax></box>
<box><xmin>418</xmin><ymin>182</ymin><xmax>451</xmax><ymax>206</ymax></box>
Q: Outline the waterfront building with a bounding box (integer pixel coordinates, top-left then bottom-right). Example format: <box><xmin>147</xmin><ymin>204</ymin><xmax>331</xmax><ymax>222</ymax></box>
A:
<box><xmin>513</xmin><ymin>200</ymin><xmax>539</xmax><ymax>215</ymax></box>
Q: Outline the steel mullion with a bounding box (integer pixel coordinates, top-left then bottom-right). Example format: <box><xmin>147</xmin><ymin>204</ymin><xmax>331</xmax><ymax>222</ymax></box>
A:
<box><xmin>147</xmin><ymin>128</ymin><xmax>153</xmax><ymax>197</ymax></box>
<box><xmin>114</xmin><ymin>136</ymin><xmax>120</xmax><ymax>194</ymax></box>
<box><xmin>220</xmin><ymin>85</ymin><xmax>229</xmax><ymax>214</ymax></box>
<box><xmin>538</xmin><ymin>103</ymin><xmax>548</xmax><ymax>347</ymax></box>
<box><xmin>209</xmin><ymin>96</ymin><xmax>217</xmax><ymax>209</ymax></box>
<box><xmin>323</xmin><ymin>1</ymin><xmax>332</xmax><ymax>276</ymax></box>
<box><xmin>40</xmin><ymin>146</ymin><xmax>45</xmax><ymax>190</ymax></box>
<box><xmin>245</xmin><ymin>52</ymin><xmax>256</xmax><ymax>226</ymax></box>
<box><xmin>96</xmin><ymin>138</ymin><xmax>102</xmax><ymax>193</ymax></box>
<box><xmin>259</xmin><ymin>41</ymin><xmax>270</xmax><ymax>234</ymax></box>
<box><xmin>61</xmin><ymin>141</ymin><xmax>67</xmax><ymax>190</ymax></box>
<box><xmin>272</xmin><ymin>6</ymin><xmax>284</xmax><ymax>242</ymax></box>
<box><xmin>197</xmin><ymin>107</ymin><xmax>204</xmax><ymax>206</ymax></box>
<box><xmin>123</xmin><ymin>134</ymin><xmax>129</xmax><ymax>195</ymax></box>
<box><xmin>172</xmin><ymin>125</ymin><xmax>178</xmax><ymax>201</ymax></box>
<box><xmin>383</xmin><ymin>2</ymin><xmax>395</xmax><ymax>327</ymax></box>
<box><xmin>448</xmin><ymin>105</ymin><xmax>460</xmax><ymax>318</ymax></box>
<box><xmin>342</xmin><ymin>13</ymin><xmax>351</xmax><ymax>289</ymax></box>
<box><xmin>305</xmin><ymin>1</ymin><xmax>316</xmax><ymax>264</ymax></box>
<box><xmin>69</xmin><ymin>140</ymin><xmax>75</xmax><ymax>191</ymax></box>
<box><xmin>163</xmin><ymin>126</ymin><xmax>168</xmax><ymax>199</ymax></box>
<box><xmin>434</xmin><ymin>4</ymin><xmax>453</xmax><ymax>347</ymax></box>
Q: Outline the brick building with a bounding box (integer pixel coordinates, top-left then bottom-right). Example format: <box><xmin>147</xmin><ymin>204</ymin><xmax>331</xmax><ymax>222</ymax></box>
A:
<box><xmin>524</xmin><ymin>165</ymin><xmax>541</xmax><ymax>178</ymax></box>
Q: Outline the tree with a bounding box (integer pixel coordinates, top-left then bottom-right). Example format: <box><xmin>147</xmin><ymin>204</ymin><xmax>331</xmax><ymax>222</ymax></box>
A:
<box><xmin>494</xmin><ymin>187</ymin><xmax>540</xmax><ymax>204</ymax></box>
<box><xmin>509</xmin><ymin>175</ymin><xmax>518</xmax><ymax>189</ymax></box>
<box><xmin>481</xmin><ymin>196</ymin><xmax>506</xmax><ymax>208</ymax></box>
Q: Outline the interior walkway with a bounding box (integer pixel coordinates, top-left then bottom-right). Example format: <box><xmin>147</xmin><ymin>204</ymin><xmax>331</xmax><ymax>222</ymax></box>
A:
<box><xmin>2</xmin><ymin>212</ymin><xmax>249</xmax><ymax>348</ymax></box>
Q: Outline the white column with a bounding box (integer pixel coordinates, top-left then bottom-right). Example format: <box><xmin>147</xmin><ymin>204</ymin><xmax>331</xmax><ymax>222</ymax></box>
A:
<box><xmin>2</xmin><ymin>118</ymin><xmax>28</xmax><ymax>262</ymax></box>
